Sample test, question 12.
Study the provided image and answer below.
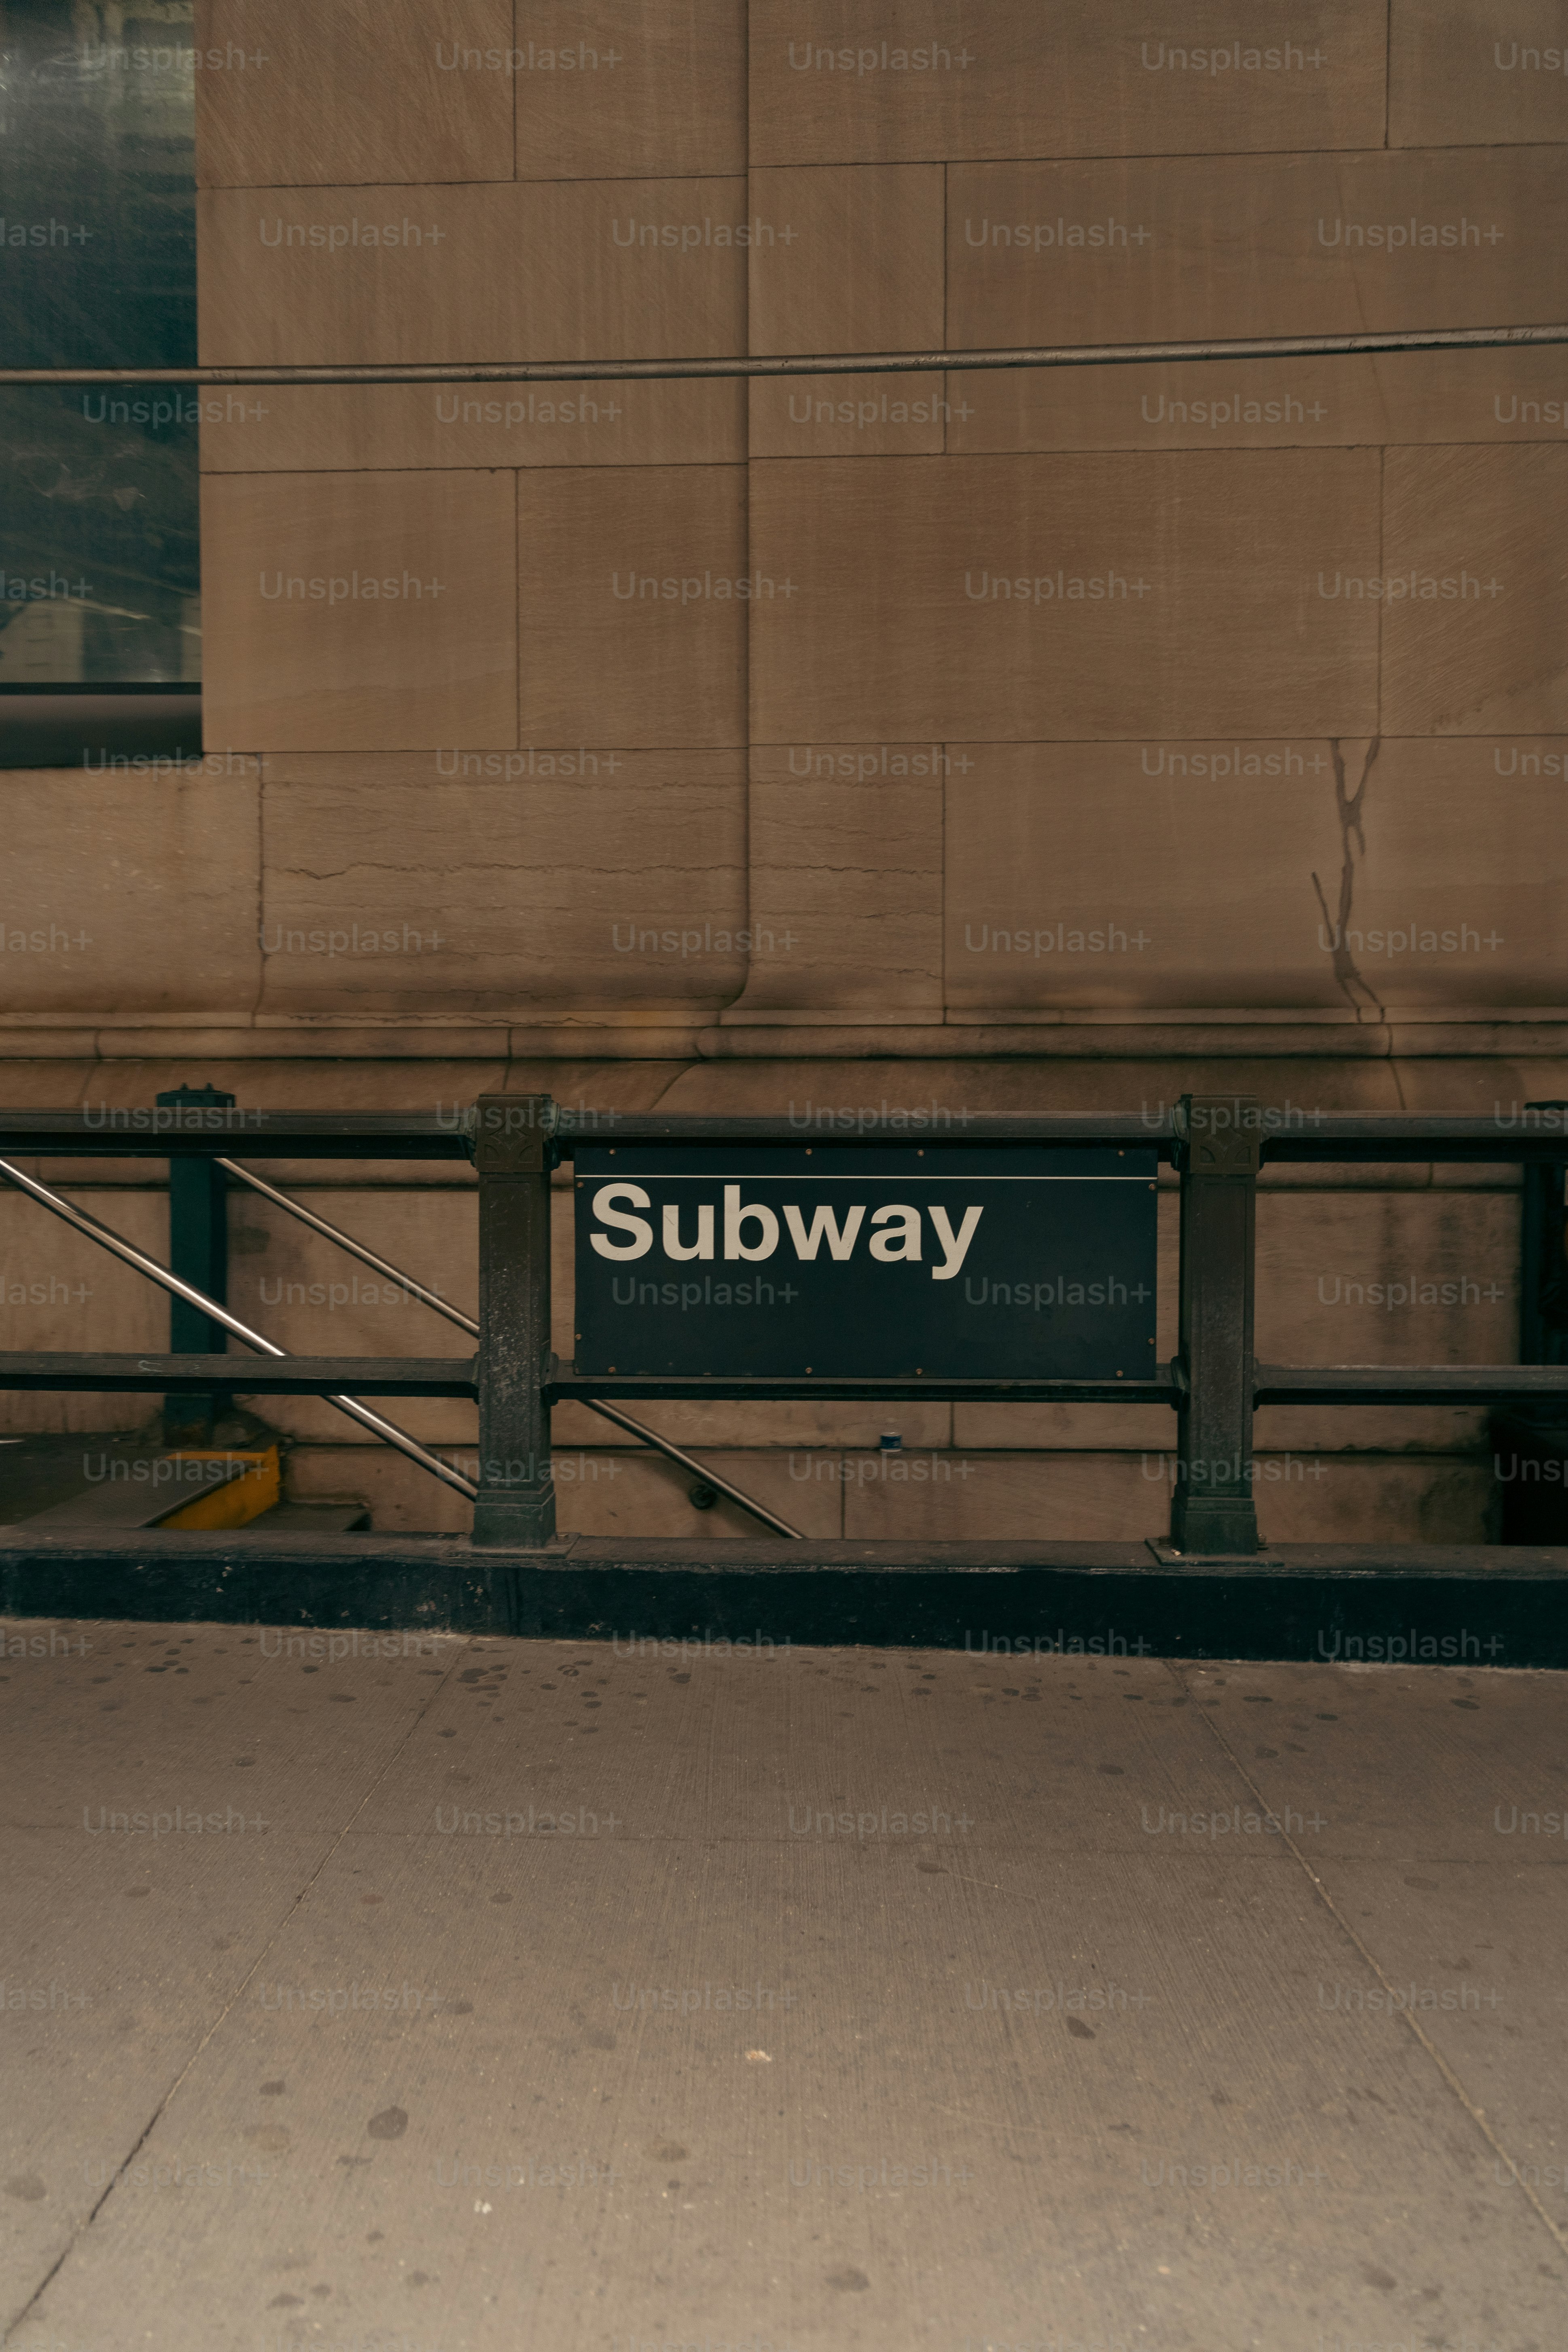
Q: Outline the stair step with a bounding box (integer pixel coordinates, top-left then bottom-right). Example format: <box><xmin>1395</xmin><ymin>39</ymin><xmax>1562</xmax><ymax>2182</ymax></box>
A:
<box><xmin>252</xmin><ymin>1502</ymin><xmax>371</xmax><ymax>1534</ymax></box>
<box><xmin>19</xmin><ymin>1449</ymin><xmax>278</xmax><ymax>1532</ymax></box>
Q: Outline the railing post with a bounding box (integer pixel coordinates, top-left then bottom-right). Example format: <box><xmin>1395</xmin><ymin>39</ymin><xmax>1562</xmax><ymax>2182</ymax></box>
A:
<box><xmin>158</xmin><ymin>1083</ymin><xmax>233</xmax><ymax>1445</ymax></box>
<box><xmin>1170</xmin><ymin>1093</ymin><xmax>1261</xmax><ymax>1555</ymax></box>
<box><xmin>471</xmin><ymin>1093</ymin><xmax>557</xmax><ymax>1547</ymax></box>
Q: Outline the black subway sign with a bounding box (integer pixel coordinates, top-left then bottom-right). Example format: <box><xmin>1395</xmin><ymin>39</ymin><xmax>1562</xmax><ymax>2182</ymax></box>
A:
<box><xmin>573</xmin><ymin>1145</ymin><xmax>1157</xmax><ymax>1379</ymax></box>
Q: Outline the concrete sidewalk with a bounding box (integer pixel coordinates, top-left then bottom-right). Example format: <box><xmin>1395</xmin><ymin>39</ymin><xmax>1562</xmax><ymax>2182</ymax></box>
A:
<box><xmin>0</xmin><ymin>1616</ymin><xmax>1561</xmax><ymax>2350</ymax></box>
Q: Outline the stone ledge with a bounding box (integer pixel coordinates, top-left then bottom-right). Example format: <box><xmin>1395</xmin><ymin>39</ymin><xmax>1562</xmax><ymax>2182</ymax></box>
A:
<box><xmin>3</xmin><ymin>1533</ymin><xmax>1566</xmax><ymax>1662</ymax></box>
<box><xmin>2</xmin><ymin>1020</ymin><xmax>1567</xmax><ymax>1061</ymax></box>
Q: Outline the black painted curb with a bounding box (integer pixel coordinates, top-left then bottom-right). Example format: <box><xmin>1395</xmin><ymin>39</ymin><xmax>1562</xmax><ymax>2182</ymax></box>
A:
<box><xmin>2</xmin><ymin>1534</ymin><xmax>1566</xmax><ymax>1664</ymax></box>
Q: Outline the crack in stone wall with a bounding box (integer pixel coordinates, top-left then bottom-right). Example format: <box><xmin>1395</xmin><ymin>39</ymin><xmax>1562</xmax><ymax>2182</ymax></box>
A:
<box><xmin>1311</xmin><ymin>735</ymin><xmax>1383</xmax><ymax>1022</ymax></box>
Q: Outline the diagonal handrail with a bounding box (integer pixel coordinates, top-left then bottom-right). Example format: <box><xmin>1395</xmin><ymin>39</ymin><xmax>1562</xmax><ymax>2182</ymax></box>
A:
<box><xmin>569</xmin><ymin>1398</ymin><xmax>803</xmax><ymax>1541</ymax></box>
<box><xmin>0</xmin><ymin>1157</ymin><xmax>477</xmax><ymax>1501</ymax></box>
<box><xmin>218</xmin><ymin>1159</ymin><xmax>802</xmax><ymax>1536</ymax></box>
<box><xmin>216</xmin><ymin>1159</ymin><xmax>473</xmax><ymax>1334</ymax></box>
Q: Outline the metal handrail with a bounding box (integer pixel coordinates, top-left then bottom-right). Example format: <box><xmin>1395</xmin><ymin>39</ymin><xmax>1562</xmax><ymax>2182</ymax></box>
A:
<box><xmin>216</xmin><ymin>1159</ymin><xmax>474</xmax><ymax>1335</ymax></box>
<box><xmin>216</xmin><ymin>1159</ymin><xmax>801</xmax><ymax>1536</ymax></box>
<box><xmin>0</xmin><ymin>1157</ymin><xmax>478</xmax><ymax>1502</ymax></box>
<box><xmin>5</xmin><ymin>320</ymin><xmax>1568</xmax><ymax>388</ymax></box>
<box><xmin>0</xmin><ymin>1104</ymin><xmax>1562</xmax><ymax>1551</ymax></box>
<box><xmin>574</xmin><ymin>1399</ymin><xmax>802</xmax><ymax>1541</ymax></box>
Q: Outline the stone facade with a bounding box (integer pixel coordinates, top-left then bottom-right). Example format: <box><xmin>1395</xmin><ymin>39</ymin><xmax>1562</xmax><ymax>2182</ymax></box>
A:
<box><xmin>4</xmin><ymin>0</ymin><xmax>1564</xmax><ymax>1538</ymax></box>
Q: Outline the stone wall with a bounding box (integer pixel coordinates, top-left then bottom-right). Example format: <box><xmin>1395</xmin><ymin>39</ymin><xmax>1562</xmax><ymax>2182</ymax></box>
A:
<box><xmin>3</xmin><ymin>1</ymin><xmax>1564</xmax><ymax>1538</ymax></box>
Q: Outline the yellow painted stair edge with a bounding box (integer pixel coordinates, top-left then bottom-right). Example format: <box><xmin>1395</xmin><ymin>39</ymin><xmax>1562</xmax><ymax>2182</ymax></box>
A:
<box><xmin>156</xmin><ymin>1447</ymin><xmax>281</xmax><ymax>1532</ymax></box>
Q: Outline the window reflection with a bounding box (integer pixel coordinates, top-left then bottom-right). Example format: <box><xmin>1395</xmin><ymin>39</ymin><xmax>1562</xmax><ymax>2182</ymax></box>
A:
<box><xmin>0</xmin><ymin>0</ymin><xmax>199</xmax><ymax>689</ymax></box>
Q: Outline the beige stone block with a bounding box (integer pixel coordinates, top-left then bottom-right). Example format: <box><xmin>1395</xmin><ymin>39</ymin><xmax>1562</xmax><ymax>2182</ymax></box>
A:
<box><xmin>1389</xmin><ymin>2</ymin><xmax>1568</xmax><ymax>147</ymax></box>
<box><xmin>199</xmin><ymin>381</ymin><xmax>744</xmax><ymax>473</ymax></box>
<box><xmin>1367</xmin><ymin>346</ymin><xmax>1568</xmax><ymax>445</ymax></box>
<box><xmin>843</xmin><ymin>1450</ymin><xmax>1156</xmax><ymax>1540</ymax></box>
<box><xmin>749</xmin><ymin>452</ymin><xmax>1379</xmax><ymax>742</ymax></box>
<box><xmin>947</xmin><ymin>151</ymin><xmax>1568</xmax><ymax>352</ymax></box>
<box><xmin>951</xmin><ymin>345</ymin><xmax>1568</xmax><ymax>455</ymax></box>
<box><xmin>943</xmin><ymin>741</ymin><xmax>1354</xmax><ymax>1014</ymax></box>
<box><xmin>0</xmin><ymin>766</ymin><xmax>261</xmax><ymax>1020</ymax></box>
<box><xmin>1253</xmin><ymin>1405</ymin><xmax>1490</xmax><ymax>1452</ymax></box>
<box><xmin>1250</xmin><ymin>1455</ymin><xmax>1494</xmax><ymax>1543</ymax></box>
<box><xmin>198</xmin><ymin>179</ymin><xmax>746</xmax><ymax>366</ymax></box>
<box><xmin>1134</xmin><ymin>1451</ymin><xmax>1495</xmax><ymax>1542</ymax></box>
<box><xmin>749</xmin><ymin>1</ymin><xmax>1385</xmax><ymax>166</ymax></box>
<box><xmin>257</xmin><ymin>752</ymin><xmax>746</xmax><ymax>1019</ymax></box>
<box><xmin>201</xmin><ymin>472</ymin><xmax>516</xmax><ymax>752</ymax></box>
<box><xmin>954</xmin><ymin>1401</ymin><xmax>1175</xmax><ymax>1452</ymax></box>
<box><xmin>1254</xmin><ymin>1187</ymin><xmax>1519</xmax><ymax>1366</ymax></box>
<box><xmin>518</xmin><ymin>466</ymin><xmax>747</xmax><ymax>746</ymax></box>
<box><xmin>0</xmin><ymin>1187</ymin><xmax>165</xmax><ymax>1436</ymax></box>
<box><xmin>515</xmin><ymin>0</ymin><xmax>746</xmax><ymax>178</ymax></box>
<box><xmin>1382</xmin><ymin>446</ymin><xmax>1568</xmax><ymax>736</ymax></box>
<box><xmin>951</xmin><ymin>356</ymin><xmax>1360</xmax><ymax>456</ymax></box>
<box><xmin>747</xmin><ymin>373</ymin><xmax>950</xmax><ymax>459</ymax></box>
<box><xmin>727</xmin><ymin>744</ymin><xmax>944</xmax><ymax>1015</ymax></box>
<box><xmin>195</xmin><ymin>0</ymin><xmax>515</xmax><ymax>187</ymax></box>
<box><xmin>748</xmin><ymin>165</ymin><xmax>945</xmax><ymax>354</ymax></box>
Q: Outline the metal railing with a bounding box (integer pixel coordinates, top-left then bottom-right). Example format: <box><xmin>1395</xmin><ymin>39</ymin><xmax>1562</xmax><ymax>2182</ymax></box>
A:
<box><xmin>0</xmin><ymin>1092</ymin><xmax>1564</xmax><ymax>1557</ymax></box>
<box><xmin>7</xmin><ymin>320</ymin><xmax>1568</xmax><ymax>390</ymax></box>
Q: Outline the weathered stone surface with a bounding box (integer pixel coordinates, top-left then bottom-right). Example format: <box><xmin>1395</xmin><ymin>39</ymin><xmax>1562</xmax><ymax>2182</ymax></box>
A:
<box><xmin>197</xmin><ymin>0</ymin><xmax>516</xmax><ymax>186</ymax></box>
<box><xmin>201</xmin><ymin>473</ymin><xmax>516</xmax><ymax>751</ymax></box>
<box><xmin>0</xmin><ymin>767</ymin><xmax>261</xmax><ymax>1021</ymax></box>
<box><xmin>1382</xmin><ymin>446</ymin><xmax>1568</xmax><ymax>736</ymax></box>
<box><xmin>750</xmin><ymin>452</ymin><xmax>1380</xmax><ymax>743</ymax></box>
<box><xmin>750</xmin><ymin>0</ymin><xmax>1386</xmax><ymax>165</ymax></box>
<box><xmin>199</xmin><ymin>179</ymin><xmax>746</xmax><ymax>365</ymax></box>
<box><xmin>1389</xmin><ymin>0</ymin><xmax>1568</xmax><ymax>148</ymax></box>
<box><xmin>256</xmin><ymin>753</ymin><xmax>747</xmax><ymax>1020</ymax></box>
<box><xmin>948</xmin><ymin>149</ymin><xmax>1568</xmax><ymax>351</ymax></box>
<box><xmin>517</xmin><ymin>466</ymin><xmax>748</xmax><ymax>747</ymax></box>
<box><xmin>517</xmin><ymin>0</ymin><xmax>747</xmax><ymax>178</ymax></box>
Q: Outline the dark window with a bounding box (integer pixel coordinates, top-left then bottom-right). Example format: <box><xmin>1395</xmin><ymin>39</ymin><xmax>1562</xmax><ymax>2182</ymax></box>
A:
<box><xmin>0</xmin><ymin>0</ymin><xmax>199</xmax><ymax>762</ymax></box>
